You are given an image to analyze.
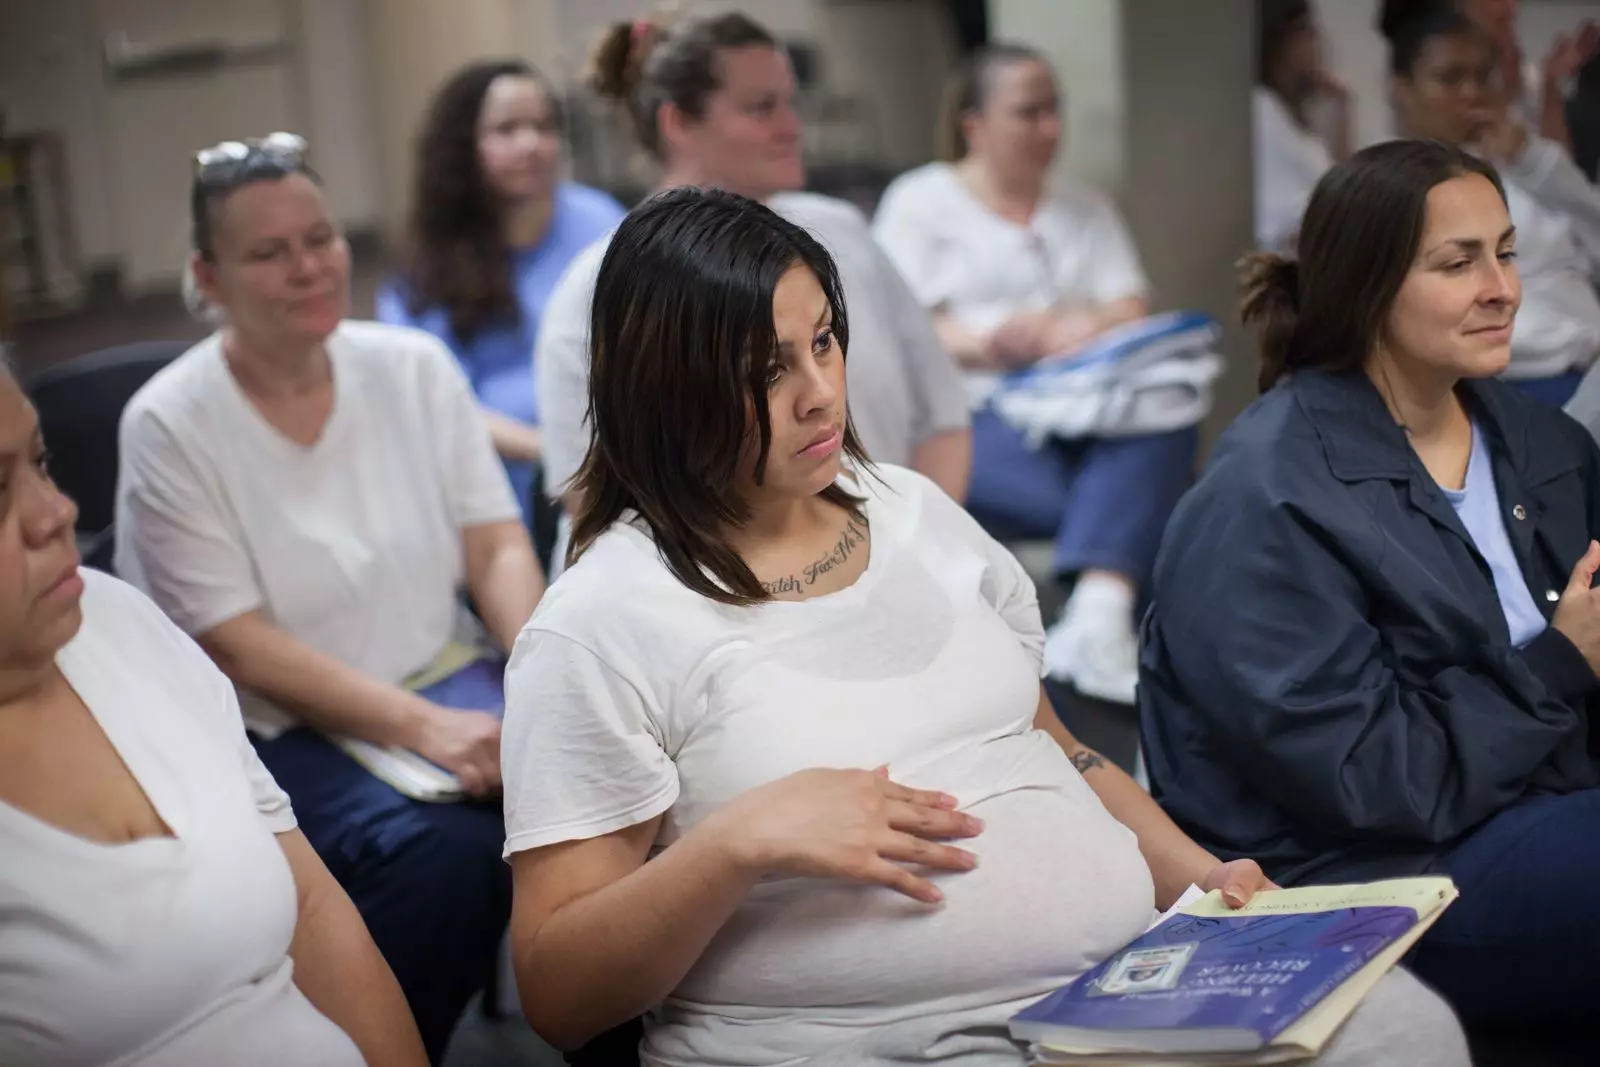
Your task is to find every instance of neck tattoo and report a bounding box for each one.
[761,516,869,596]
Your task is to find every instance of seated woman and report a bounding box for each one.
[872,44,1196,705]
[1140,139,1600,1034]
[1385,8,1600,406]
[378,59,625,532]
[499,186,1468,1067]
[0,360,425,1065]
[1254,0,1351,253]
[114,135,543,1063]
[537,11,972,545]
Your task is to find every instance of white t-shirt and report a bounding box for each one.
[535,192,971,497]
[872,162,1149,342]
[0,569,364,1067]
[1496,135,1600,379]
[502,464,1156,1067]
[115,321,521,736]
[1252,87,1334,253]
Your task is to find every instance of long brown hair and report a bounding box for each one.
[570,187,871,605]
[1239,139,1505,392]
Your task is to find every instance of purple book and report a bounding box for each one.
[1009,906,1417,1055]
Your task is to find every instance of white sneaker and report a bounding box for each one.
[1043,592,1141,706]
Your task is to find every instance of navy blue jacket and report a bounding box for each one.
[1140,370,1600,885]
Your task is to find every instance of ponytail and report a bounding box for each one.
[1237,251,1300,392]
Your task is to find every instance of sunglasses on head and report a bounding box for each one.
[193,132,307,176]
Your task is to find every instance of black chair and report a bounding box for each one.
[24,340,186,572]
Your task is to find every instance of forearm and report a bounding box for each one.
[198,614,427,747]
[1539,80,1575,154]
[933,313,997,370]
[911,428,972,504]
[1032,690,1213,908]
[515,826,756,1049]
[465,522,545,650]
[283,831,427,1067]
[485,410,543,463]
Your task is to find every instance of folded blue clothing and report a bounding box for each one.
[417,657,505,716]
[1000,311,1220,388]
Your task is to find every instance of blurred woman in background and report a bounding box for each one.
[1385,8,1600,405]
[872,45,1195,706]
[535,9,972,545]
[116,136,539,1063]
[379,60,625,530]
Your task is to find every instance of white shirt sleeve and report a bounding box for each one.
[95,572,297,832]
[872,179,956,310]
[1078,194,1150,305]
[417,339,522,527]
[535,248,605,499]
[1503,135,1600,278]
[869,234,972,441]
[115,403,264,637]
[501,628,680,855]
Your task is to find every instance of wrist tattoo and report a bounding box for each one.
[1070,749,1108,775]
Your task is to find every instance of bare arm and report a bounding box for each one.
[932,312,999,370]
[1030,686,1219,909]
[484,411,543,464]
[463,519,545,651]
[281,828,428,1067]
[198,612,429,748]
[911,428,972,504]
[511,816,754,1050]
[1539,77,1576,154]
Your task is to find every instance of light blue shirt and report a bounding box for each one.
[377,181,626,516]
[1439,422,1548,648]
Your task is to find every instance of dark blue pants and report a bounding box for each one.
[1410,790,1600,1029]
[965,407,1197,587]
[1505,370,1585,408]
[252,728,511,1065]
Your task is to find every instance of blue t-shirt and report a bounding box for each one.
[1439,421,1548,648]
[377,181,626,514]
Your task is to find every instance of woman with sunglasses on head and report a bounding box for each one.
[535,11,972,547]
[114,135,542,1064]
[499,186,1469,1067]
[871,44,1195,706]
[378,59,625,530]
[1141,140,1600,1038]
[0,358,426,1065]
[1383,6,1600,406]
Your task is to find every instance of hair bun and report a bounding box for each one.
[586,20,640,101]
[1237,251,1302,392]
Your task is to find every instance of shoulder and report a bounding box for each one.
[876,163,957,218]
[1474,377,1600,475]
[770,191,872,238]
[1187,383,1334,517]
[121,333,225,442]
[556,182,628,230]
[76,569,214,674]
[331,320,461,384]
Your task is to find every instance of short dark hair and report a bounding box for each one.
[1257,0,1312,85]
[189,149,320,260]
[936,42,1049,162]
[570,187,870,605]
[398,59,564,343]
[1382,5,1483,75]
[587,11,777,162]
[1238,139,1506,392]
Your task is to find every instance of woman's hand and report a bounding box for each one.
[987,311,1056,369]
[1198,858,1276,909]
[1543,22,1600,91]
[413,703,503,797]
[1553,540,1600,676]
[711,767,983,904]
[1472,110,1531,165]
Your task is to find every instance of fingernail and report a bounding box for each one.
[966,815,985,832]
[962,850,979,869]
[1224,886,1247,907]
[940,793,959,809]
[926,886,944,903]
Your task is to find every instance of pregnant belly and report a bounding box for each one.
[674,781,1156,1014]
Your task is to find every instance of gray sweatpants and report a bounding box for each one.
[796,966,1470,1067]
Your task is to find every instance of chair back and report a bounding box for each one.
[24,340,186,535]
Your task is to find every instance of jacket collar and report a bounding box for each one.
[1289,369,1558,487]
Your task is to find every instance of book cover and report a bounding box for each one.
[1011,904,1419,1052]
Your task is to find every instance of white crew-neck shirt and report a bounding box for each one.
[501,464,1156,1067]
[0,570,364,1067]
[535,191,972,499]
[115,321,522,736]
[872,162,1148,340]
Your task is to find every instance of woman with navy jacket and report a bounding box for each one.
[1140,139,1600,1034]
